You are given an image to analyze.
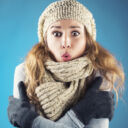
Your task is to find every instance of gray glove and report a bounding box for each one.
[7,81,39,128]
[72,77,115,125]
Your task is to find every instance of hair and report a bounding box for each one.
[24,25,125,110]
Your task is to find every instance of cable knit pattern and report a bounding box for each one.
[38,0,96,42]
[35,55,94,121]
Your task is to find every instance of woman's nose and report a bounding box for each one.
[61,37,71,48]
[62,42,71,48]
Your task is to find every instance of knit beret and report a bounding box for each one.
[38,0,96,42]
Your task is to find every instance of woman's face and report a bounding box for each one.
[46,19,87,62]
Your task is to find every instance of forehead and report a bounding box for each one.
[49,19,84,29]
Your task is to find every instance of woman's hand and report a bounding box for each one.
[72,77,115,125]
[7,81,39,128]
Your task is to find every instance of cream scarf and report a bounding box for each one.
[35,55,94,121]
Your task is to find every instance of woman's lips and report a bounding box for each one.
[61,53,71,61]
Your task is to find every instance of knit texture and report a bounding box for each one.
[35,55,94,121]
[38,0,96,42]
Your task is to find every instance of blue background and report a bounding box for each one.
[0,0,128,127]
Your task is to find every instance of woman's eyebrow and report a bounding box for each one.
[50,25,81,29]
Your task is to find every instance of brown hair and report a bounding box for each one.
[24,26,125,110]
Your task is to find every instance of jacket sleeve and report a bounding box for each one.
[13,62,25,98]
[13,63,110,128]
[32,110,85,128]
[31,109,109,128]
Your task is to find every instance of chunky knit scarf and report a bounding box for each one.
[35,55,94,121]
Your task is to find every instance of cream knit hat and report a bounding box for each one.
[38,0,96,42]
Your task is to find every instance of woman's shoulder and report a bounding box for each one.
[15,62,25,73]
[14,62,26,83]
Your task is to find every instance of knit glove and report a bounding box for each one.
[7,81,39,128]
[72,77,115,125]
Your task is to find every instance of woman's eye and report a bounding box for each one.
[52,31,62,37]
[72,31,80,36]
[52,31,80,37]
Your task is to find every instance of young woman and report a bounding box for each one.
[8,0,125,128]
